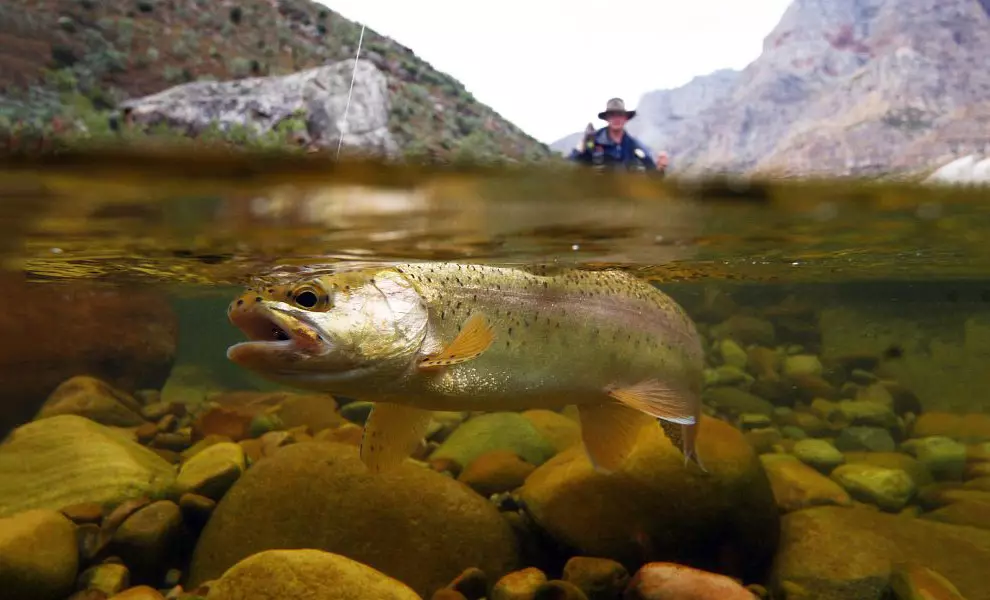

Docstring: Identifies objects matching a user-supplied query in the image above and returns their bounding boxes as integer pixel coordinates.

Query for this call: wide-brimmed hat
[598,97,636,120]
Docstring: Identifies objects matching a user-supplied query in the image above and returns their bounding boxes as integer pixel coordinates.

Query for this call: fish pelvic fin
[359,402,433,473]
[577,401,654,474]
[418,312,495,370]
[658,419,708,473]
[605,378,697,425]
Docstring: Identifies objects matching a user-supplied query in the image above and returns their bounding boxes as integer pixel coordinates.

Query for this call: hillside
[553,0,990,178]
[0,0,553,162]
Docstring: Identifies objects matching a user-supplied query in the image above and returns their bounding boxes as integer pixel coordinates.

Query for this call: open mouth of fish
[227,306,324,357]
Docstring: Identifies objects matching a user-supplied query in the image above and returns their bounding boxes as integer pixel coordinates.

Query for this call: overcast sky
[318,0,793,144]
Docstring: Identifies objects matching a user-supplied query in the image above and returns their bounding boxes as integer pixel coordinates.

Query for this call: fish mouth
[226,305,326,364]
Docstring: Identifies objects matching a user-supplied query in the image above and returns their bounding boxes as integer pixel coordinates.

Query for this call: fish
[225,262,707,474]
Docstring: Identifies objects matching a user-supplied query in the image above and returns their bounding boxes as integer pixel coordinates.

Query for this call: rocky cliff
[0,0,552,162]
[554,0,990,178]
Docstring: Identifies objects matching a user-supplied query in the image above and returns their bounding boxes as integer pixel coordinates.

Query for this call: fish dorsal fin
[576,402,653,473]
[359,402,433,473]
[605,379,697,425]
[418,312,495,369]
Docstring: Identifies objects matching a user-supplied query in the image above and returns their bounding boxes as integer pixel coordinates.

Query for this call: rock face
[120,59,397,156]
[553,0,990,177]
[624,69,741,158]
[188,441,519,598]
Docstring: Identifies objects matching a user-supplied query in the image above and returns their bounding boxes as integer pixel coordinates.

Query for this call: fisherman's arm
[568,145,591,163]
[632,144,658,170]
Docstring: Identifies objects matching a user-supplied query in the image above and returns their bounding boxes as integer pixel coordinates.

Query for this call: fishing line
[336,23,367,159]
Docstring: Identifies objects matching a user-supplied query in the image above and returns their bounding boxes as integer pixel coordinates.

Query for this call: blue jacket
[568,127,657,170]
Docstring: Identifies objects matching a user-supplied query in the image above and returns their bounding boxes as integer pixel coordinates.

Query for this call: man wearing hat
[568,97,660,172]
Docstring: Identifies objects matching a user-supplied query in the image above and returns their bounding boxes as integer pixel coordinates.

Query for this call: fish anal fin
[606,378,697,425]
[359,402,433,473]
[659,419,708,473]
[418,312,495,370]
[577,402,653,473]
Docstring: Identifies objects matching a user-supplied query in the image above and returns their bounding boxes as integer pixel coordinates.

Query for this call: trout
[226,262,707,474]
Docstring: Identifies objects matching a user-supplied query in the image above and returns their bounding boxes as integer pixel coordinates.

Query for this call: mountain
[552,0,990,177]
[0,0,553,162]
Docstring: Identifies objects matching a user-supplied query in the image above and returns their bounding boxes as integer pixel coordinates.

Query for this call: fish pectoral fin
[359,402,433,473]
[418,312,495,370]
[605,379,697,425]
[577,402,653,473]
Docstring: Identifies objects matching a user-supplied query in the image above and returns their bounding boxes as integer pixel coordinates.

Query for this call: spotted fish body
[226,262,707,474]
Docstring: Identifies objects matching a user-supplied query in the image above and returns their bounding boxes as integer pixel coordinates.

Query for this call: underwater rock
[430,412,558,470]
[771,506,990,600]
[203,548,421,599]
[833,426,896,453]
[34,376,147,428]
[490,567,548,600]
[624,562,755,599]
[0,508,79,600]
[517,416,779,583]
[109,500,184,583]
[443,567,488,599]
[911,412,990,443]
[532,580,587,599]
[900,437,968,481]
[781,355,823,379]
[889,562,967,600]
[520,409,581,454]
[718,339,749,369]
[0,415,176,518]
[179,493,216,530]
[108,586,166,600]
[457,450,535,497]
[339,401,374,425]
[835,400,899,430]
[829,464,916,512]
[916,484,990,510]
[187,441,519,598]
[759,454,851,512]
[560,556,629,600]
[78,563,130,596]
[0,276,177,440]
[791,439,844,473]
[842,452,934,489]
[432,590,470,600]
[920,500,990,530]
[175,442,246,501]
[710,315,776,347]
[704,387,775,417]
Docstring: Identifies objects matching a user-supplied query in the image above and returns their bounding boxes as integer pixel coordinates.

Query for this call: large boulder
[120,59,397,156]
[772,506,990,600]
[204,549,422,600]
[517,415,779,584]
[187,441,519,598]
[0,415,176,517]
[0,509,79,600]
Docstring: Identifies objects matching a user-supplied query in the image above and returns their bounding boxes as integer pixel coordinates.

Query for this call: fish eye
[295,289,319,308]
